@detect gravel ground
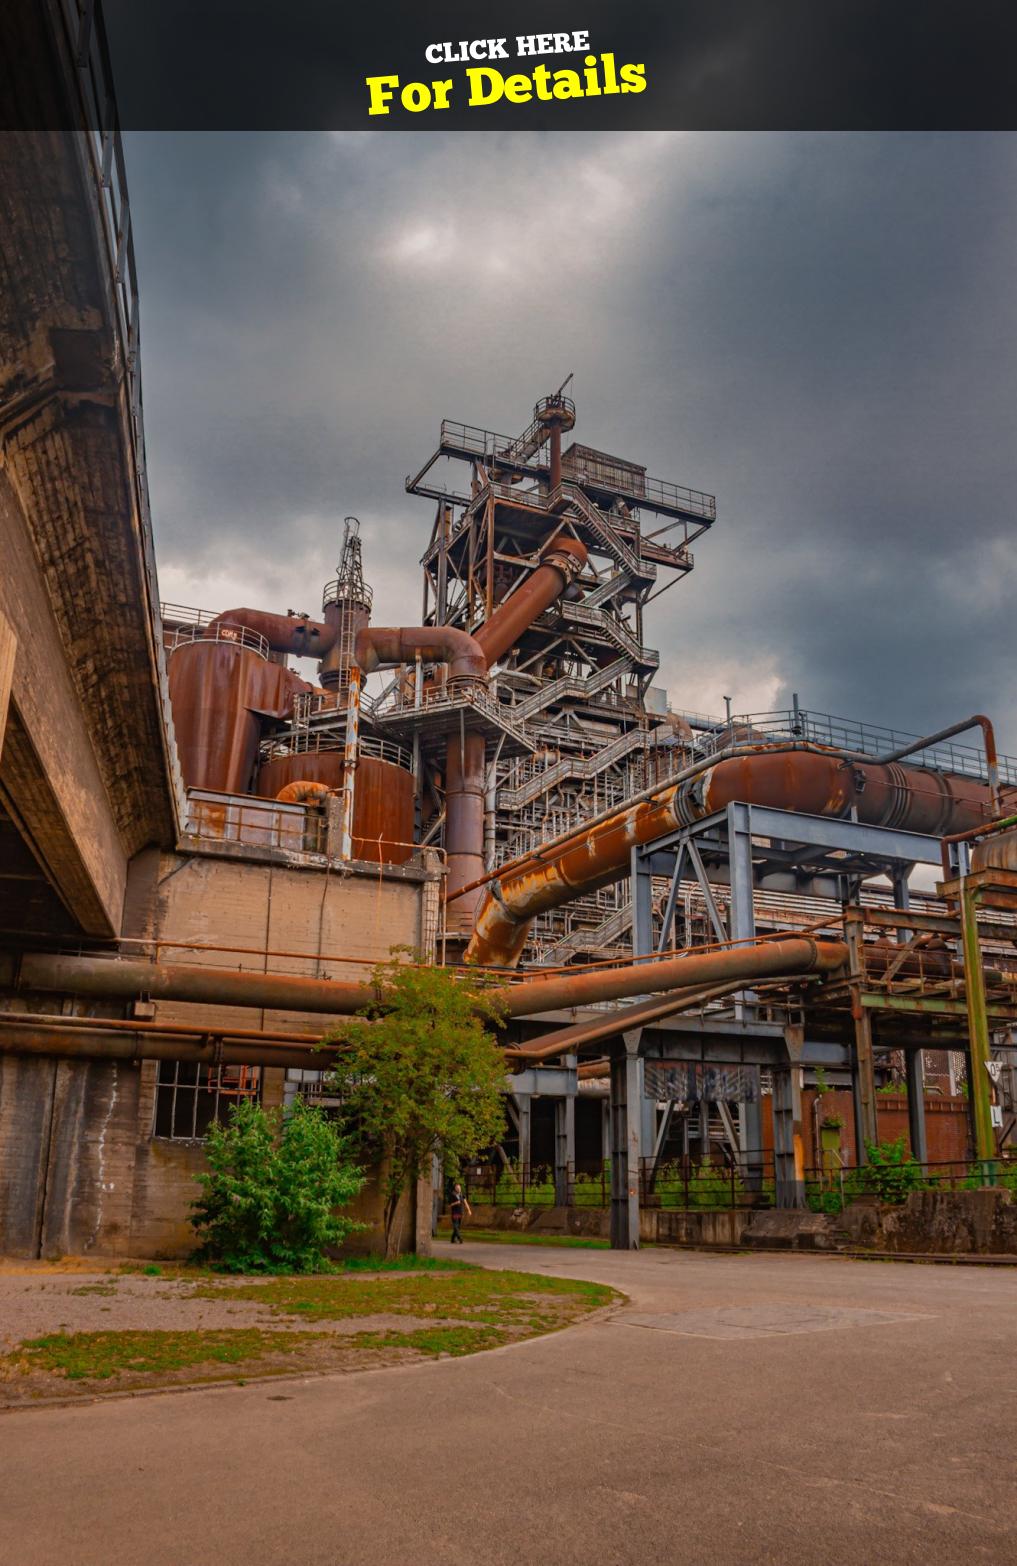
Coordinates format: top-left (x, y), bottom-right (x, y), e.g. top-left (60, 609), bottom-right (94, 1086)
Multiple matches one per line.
top-left (0, 1270), bottom-right (453, 1350)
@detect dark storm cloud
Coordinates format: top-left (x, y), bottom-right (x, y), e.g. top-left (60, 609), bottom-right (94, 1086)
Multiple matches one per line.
top-left (125, 131), bottom-right (1017, 749)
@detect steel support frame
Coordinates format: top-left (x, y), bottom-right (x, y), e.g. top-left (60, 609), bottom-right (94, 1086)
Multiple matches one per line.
top-left (609, 1030), bottom-right (643, 1249)
top-left (554, 1056), bottom-right (577, 1205)
top-left (844, 914), bottom-right (879, 1158)
top-left (773, 1024), bottom-right (807, 1209)
top-left (634, 807), bottom-right (937, 1172)
top-left (960, 878), bottom-right (998, 1177)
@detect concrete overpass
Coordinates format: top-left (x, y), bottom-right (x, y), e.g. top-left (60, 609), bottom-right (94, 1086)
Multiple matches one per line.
top-left (0, 0), bottom-right (182, 943)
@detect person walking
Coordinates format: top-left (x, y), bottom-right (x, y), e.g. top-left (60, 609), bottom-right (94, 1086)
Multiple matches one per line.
top-left (448, 1181), bottom-right (471, 1244)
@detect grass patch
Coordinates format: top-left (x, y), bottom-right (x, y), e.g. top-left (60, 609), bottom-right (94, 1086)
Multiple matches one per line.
top-left (350, 1325), bottom-right (509, 1356)
top-left (455, 1230), bottom-right (609, 1250)
top-left (332, 1254), bottom-right (471, 1273)
top-left (1, 1265), bottom-right (617, 1402)
top-left (187, 1266), bottom-right (617, 1333)
top-left (8, 1329), bottom-right (320, 1381)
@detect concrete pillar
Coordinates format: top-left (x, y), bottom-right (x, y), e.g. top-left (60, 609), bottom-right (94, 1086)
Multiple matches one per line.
top-left (609, 1030), bottom-right (642, 1249)
top-left (905, 1048), bottom-right (928, 1166)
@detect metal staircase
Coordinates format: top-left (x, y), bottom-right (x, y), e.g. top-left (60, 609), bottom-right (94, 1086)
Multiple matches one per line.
top-left (556, 483), bottom-right (656, 582)
top-left (510, 656), bottom-right (632, 722)
top-left (498, 726), bottom-right (652, 810)
top-left (539, 899), bottom-right (635, 964)
top-left (559, 601), bottom-right (659, 667)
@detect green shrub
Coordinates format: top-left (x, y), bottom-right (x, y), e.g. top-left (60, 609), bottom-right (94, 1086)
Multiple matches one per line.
top-left (191, 1099), bottom-right (365, 1272)
top-left (656, 1162), bottom-right (744, 1211)
top-left (492, 1164), bottom-right (555, 1207)
top-left (860, 1135), bottom-right (926, 1204)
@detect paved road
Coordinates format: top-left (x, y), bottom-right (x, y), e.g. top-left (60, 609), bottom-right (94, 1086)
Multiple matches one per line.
top-left (4, 1243), bottom-right (1016, 1565)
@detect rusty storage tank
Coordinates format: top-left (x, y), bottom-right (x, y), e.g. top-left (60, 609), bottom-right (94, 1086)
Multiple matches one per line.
top-left (167, 625), bottom-right (310, 794)
top-left (255, 741), bottom-right (414, 865)
top-left (971, 826), bottom-right (1017, 875)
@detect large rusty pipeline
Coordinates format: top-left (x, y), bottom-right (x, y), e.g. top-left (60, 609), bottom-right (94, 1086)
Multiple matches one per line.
top-left (12, 935), bottom-right (846, 1023)
top-left (471, 534), bottom-right (587, 668)
top-left (466, 739), bottom-right (1012, 966)
top-left (14, 953), bottom-right (378, 1017)
top-left (0, 1018), bottom-right (336, 1072)
top-left (206, 608), bottom-right (338, 658)
top-left (354, 532), bottom-right (587, 935)
top-left (498, 935), bottom-right (847, 1015)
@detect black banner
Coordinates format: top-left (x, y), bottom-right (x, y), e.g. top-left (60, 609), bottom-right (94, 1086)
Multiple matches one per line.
top-left (4, 0), bottom-right (1017, 131)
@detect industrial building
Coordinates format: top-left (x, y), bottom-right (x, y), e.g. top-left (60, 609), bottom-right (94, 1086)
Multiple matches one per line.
top-left (2, 0), bottom-right (1017, 1261)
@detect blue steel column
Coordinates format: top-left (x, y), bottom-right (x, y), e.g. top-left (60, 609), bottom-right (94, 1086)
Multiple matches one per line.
top-left (630, 846), bottom-right (655, 959)
top-left (609, 1029), bottom-right (643, 1249)
top-left (553, 1058), bottom-right (576, 1206)
top-left (512, 1092), bottom-right (532, 1177)
top-left (773, 1024), bottom-right (807, 1208)
top-left (640, 1058), bottom-right (656, 1162)
top-left (727, 803), bottom-right (764, 1176)
top-left (892, 868), bottom-right (928, 1165)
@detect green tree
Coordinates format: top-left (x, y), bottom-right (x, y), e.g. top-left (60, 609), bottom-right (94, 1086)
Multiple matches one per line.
top-left (191, 1098), bottom-right (364, 1272)
top-left (325, 960), bottom-right (507, 1257)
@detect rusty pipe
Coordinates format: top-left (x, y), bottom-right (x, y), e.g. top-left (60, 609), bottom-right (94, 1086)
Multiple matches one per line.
top-left (14, 953), bottom-right (379, 1017)
top-left (493, 936), bottom-right (847, 1018)
top-left (504, 982), bottom-right (751, 1061)
top-left (206, 608), bottom-right (337, 657)
top-left (9, 938), bottom-right (845, 1027)
top-left (445, 729), bottom-right (487, 934)
top-left (472, 534), bottom-right (587, 667)
top-left (275, 780), bottom-right (331, 806)
top-left (354, 626), bottom-right (487, 687)
top-left (466, 741), bottom-right (1011, 965)
top-left (0, 1019), bottom-right (338, 1072)
top-left (873, 714), bottom-right (1000, 815)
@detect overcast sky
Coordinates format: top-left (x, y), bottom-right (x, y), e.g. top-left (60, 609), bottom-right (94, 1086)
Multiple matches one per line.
top-left (124, 131), bottom-right (1017, 750)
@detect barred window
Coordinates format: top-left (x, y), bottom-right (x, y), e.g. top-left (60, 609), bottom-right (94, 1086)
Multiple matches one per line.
top-left (153, 1061), bottom-right (262, 1140)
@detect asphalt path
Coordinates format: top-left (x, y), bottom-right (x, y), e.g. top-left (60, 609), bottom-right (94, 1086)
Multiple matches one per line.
top-left (3, 1242), bottom-right (1015, 1565)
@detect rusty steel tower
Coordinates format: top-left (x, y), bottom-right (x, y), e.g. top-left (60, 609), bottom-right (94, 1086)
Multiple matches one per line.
top-left (365, 383), bottom-right (716, 960)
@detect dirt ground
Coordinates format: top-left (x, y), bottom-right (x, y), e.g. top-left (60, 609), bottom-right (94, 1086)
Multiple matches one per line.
top-left (0, 1257), bottom-right (615, 1406)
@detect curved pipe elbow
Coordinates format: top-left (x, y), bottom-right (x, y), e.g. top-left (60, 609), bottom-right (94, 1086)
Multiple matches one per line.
top-left (354, 626), bottom-right (487, 684)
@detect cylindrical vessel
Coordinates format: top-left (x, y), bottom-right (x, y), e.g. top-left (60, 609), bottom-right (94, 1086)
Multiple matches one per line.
top-left (168, 640), bottom-right (309, 794)
top-left (445, 731), bottom-right (487, 932)
top-left (254, 752), bottom-right (414, 864)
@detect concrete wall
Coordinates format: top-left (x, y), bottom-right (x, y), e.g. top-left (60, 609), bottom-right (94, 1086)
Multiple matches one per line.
top-left (0, 846), bottom-right (438, 1259)
top-left (126, 846), bottom-right (431, 1034)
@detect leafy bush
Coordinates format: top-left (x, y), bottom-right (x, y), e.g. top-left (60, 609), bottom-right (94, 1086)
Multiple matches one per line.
top-left (656, 1162), bottom-right (744, 1211)
top-left (492, 1165), bottom-right (555, 1207)
top-left (860, 1135), bottom-right (926, 1204)
top-left (191, 1099), bottom-right (364, 1272)
top-left (805, 1183), bottom-right (844, 1214)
